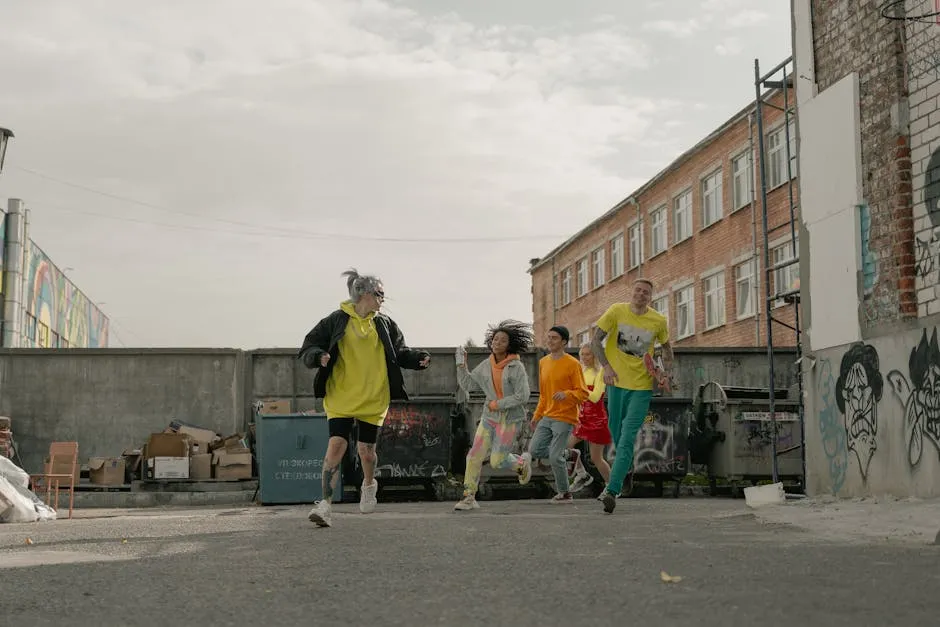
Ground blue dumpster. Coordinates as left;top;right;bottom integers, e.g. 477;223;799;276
255;412;341;505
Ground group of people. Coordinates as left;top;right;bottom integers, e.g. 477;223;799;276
298;269;675;527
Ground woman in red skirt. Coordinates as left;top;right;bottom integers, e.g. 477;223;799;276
567;343;613;493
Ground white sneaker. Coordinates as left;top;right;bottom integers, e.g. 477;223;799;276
570;471;594;493
453;494;480;511
360;479;378;514
518;452;533;485
307;500;332;527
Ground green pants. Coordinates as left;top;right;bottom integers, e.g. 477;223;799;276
605;386;653;495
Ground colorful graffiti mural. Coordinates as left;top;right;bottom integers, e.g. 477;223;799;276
23;242;109;348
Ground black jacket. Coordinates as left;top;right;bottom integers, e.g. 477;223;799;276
298;308;430;400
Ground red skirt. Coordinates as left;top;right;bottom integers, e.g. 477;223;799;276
575;392;612;445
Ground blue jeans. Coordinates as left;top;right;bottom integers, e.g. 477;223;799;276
529;417;574;494
606;387;653;495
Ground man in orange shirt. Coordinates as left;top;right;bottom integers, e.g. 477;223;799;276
524;325;590;503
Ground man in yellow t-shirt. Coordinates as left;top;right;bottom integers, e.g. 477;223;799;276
591;277;675;514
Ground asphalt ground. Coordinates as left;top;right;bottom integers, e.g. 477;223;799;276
1;498;939;626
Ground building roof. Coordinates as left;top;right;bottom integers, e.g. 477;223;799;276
527;82;790;274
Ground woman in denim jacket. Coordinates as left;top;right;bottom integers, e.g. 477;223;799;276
454;320;535;511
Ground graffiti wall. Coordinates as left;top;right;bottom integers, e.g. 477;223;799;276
909;6;940;315
22;242;109;348
806;325;940;498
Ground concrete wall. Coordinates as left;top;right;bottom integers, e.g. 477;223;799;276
0;346;799;477
805;326;940;498
0;349;243;474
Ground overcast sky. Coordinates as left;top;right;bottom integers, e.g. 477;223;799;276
0;0;791;349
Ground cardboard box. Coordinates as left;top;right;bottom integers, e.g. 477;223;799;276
88;457;126;485
258;399;291;415
213;449;252;480
176;425;220;447
210;433;247;452
148;456;189;479
122;449;143;482
189;453;212;480
144;433;190;459
189;440;212;456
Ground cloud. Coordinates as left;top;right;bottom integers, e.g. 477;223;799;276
641;19;703;39
715;37;745;56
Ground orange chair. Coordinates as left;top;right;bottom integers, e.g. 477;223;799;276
29;441;78;520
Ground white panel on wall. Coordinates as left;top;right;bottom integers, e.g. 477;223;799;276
799;72;863;350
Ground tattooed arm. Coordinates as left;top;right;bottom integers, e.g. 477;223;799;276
592;327;618;386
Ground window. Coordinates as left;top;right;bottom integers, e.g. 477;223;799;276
610;234;624;278
732;152;753;210
650;207;667;255
702;170;723;228
24;312;37;343
51;331;60;348
703;272;726;329
576;257;589;297
591;247;605;288
561;268;572;305
675;286;695;339
37;322;50;348
652;295;669;326
628;223;642;268
734;260;756;319
578;331;591;346
768;120;797;188
772;240;799;305
673;191;692;243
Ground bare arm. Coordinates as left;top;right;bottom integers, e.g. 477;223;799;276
661;341;675;370
591;328;610;368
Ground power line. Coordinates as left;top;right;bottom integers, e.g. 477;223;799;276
12;165;567;244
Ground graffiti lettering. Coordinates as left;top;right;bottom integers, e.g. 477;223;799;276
817;358;848;494
375;462;446;479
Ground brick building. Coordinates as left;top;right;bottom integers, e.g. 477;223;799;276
528;86;800;349
795;0;940;498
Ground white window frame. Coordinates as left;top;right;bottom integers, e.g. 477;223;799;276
591;247;605;289
734;259;755;319
576;257;589;298
578;330;591;346
675;285;695;339
768;120;797;189
628;222;643;269
650;206;667;256
772;240;799;307
652;295;669;323
703;271;726;330
610;234;624;278
561;268;572;305
731;152;753;210
702;169;723;228
673;190;692;243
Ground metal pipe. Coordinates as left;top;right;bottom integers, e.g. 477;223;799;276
1;199;24;348
748;110;760;345
20;206;29;347
754;58;779;484
758;56;794;84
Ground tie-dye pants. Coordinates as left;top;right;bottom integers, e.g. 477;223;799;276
463;414;524;496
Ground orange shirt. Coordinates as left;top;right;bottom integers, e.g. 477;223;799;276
532;353;589;426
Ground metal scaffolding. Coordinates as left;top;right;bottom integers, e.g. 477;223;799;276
753;57;805;488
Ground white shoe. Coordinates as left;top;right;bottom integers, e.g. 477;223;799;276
454;494;480;511
570;471;594;493
360;479;378;514
308;500;332;527
518;452;533;485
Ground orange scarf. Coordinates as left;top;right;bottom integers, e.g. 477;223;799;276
490;354;519;399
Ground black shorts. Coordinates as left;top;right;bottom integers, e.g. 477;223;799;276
328;418;380;444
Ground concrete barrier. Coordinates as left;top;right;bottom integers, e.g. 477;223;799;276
0;346;799;476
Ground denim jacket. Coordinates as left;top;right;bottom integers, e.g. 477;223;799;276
457;356;531;423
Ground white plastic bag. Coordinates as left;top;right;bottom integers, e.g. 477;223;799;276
0;455;29;489
0;457;57;523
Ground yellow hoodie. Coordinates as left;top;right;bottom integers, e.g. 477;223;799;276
323;301;391;425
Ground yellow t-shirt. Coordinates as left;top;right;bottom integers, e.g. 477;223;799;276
323;301;391;425
595;303;669;391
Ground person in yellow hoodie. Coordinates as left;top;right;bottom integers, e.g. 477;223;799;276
298;269;430;528
529;325;590;503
